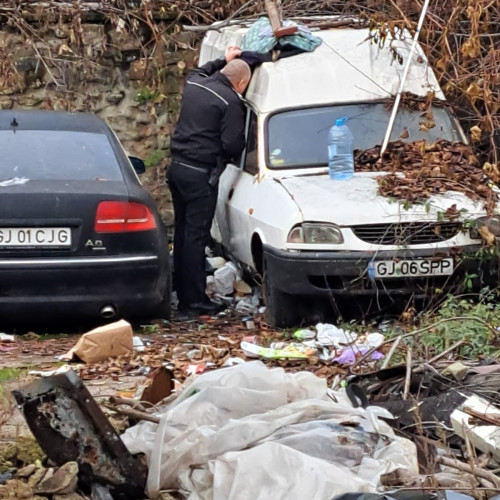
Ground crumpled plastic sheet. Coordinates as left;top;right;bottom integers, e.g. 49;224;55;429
122;361;418;499
333;491;475;500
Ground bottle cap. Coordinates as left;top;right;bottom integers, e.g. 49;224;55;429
335;116;349;126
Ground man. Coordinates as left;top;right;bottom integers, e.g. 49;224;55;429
167;47;252;316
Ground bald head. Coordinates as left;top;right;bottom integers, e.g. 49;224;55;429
221;59;251;94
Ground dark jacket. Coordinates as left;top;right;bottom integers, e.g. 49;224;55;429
170;59;246;169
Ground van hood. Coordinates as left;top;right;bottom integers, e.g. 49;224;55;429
276;172;486;225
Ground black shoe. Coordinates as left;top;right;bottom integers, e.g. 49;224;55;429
186;300;224;315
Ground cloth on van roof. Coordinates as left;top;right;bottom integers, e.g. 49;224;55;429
241;17;322;54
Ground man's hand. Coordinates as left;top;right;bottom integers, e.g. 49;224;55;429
225;46;242;63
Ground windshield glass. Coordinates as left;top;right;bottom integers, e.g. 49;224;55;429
267;103;462;169
0;130;123;181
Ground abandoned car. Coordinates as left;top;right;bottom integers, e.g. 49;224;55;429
0;110;170;323
200;19;499;327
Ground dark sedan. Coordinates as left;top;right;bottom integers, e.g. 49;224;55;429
0;110;170;323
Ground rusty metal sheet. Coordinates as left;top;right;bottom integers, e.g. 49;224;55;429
12;369;147;500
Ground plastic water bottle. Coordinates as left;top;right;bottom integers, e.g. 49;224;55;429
328;116;354;180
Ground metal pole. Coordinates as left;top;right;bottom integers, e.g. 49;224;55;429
380;0;431;156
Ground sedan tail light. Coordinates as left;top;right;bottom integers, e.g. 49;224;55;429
95;201;157;233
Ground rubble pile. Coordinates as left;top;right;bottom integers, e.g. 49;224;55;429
355;139;498;213
0;461;84;500
3;314;500;499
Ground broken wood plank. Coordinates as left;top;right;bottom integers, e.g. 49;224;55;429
265;0;297;38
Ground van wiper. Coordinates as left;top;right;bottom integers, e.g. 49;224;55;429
291;169;329;178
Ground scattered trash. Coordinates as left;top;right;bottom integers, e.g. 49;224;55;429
206;275;216;296
241;340;316;359
122;361;418;499
234;279;252;295
235;298;258;315
139;366;174;405
185;363;208;375
357;332;385;349
222;357;246;367
91;483;115;500
206;256;226;272
60;319;134;363
213;261;239;295
28;365;72;377
316;323;358;346
332;346;384;365
0;332;15;342
293;328;316;340
442;360;469;381
133;336;145;352
451;394;500;462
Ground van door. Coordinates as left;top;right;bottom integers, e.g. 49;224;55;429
224;110;259;267
212;110;251;252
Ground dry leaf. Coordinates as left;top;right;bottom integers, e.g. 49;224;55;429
483;162;500;183
465;82;481;105
470;125;482;142
478;226;496;246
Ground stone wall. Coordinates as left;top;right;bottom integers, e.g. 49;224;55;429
0;17;200;231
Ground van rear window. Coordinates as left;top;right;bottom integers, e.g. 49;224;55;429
1;130;123;181
267;103;462;169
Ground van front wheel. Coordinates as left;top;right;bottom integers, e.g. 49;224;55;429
263;271;299;328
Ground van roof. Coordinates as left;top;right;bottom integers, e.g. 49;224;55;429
199;22;445;113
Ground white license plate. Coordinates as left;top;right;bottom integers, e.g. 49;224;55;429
370;258;454;278
0;228;71;247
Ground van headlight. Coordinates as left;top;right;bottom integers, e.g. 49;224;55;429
287;223;344;244
471;216;500;238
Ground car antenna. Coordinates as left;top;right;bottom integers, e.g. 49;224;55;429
10;117;19;133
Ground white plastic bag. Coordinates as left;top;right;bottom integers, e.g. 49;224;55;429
213;262;239;295
316;323;358;347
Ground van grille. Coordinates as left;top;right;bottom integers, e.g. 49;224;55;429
352;222;462;245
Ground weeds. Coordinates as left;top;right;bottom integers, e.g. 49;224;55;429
0;367;25;384
144;150;164;168
418;293;500;358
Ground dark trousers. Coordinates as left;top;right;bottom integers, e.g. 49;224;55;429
167;160;218;308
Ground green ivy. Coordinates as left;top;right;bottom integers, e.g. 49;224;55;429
144;150;164;168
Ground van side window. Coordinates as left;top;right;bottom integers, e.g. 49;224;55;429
244;111;258;175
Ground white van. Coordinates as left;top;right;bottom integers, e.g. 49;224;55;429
199;19;499;327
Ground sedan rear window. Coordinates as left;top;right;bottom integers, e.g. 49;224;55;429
267;103;463;169
1;130;123;181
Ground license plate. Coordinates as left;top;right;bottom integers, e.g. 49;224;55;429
370;258;453;278
0;228;71;247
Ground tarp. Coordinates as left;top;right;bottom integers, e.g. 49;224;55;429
241;17;322;53
122;361;418;499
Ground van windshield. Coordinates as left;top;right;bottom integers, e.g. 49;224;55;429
267;103;462;169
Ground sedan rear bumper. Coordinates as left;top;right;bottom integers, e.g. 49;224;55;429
0;254;168;320
264;245;497;297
